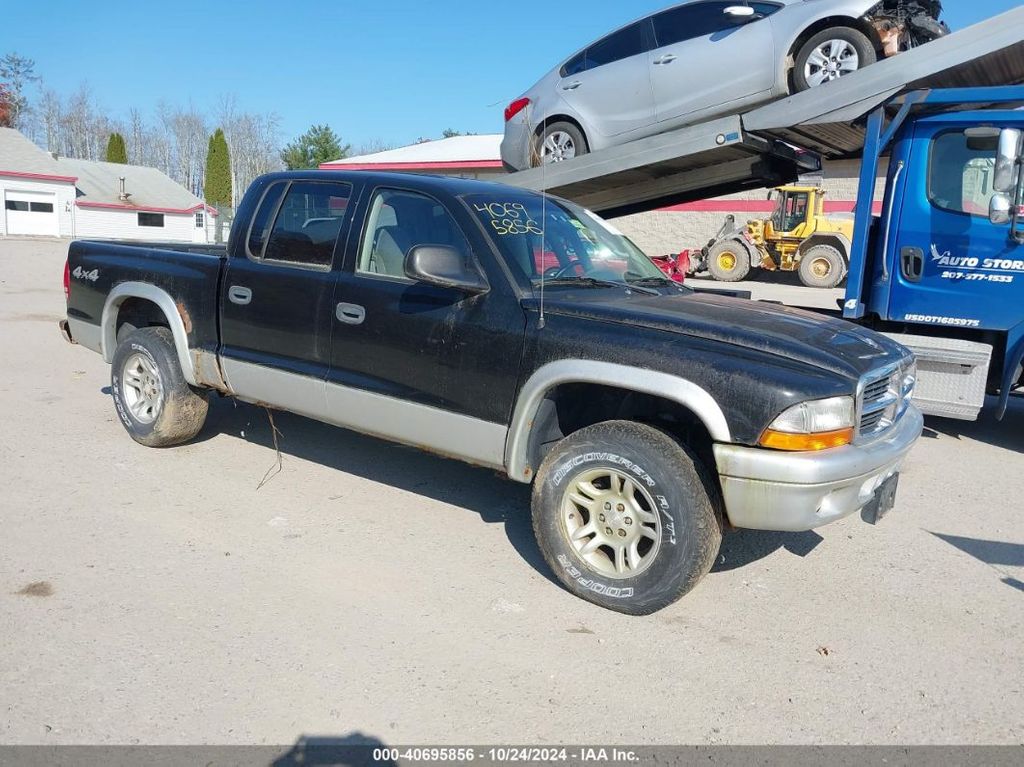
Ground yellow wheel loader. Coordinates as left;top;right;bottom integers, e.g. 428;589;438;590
698;185;854;288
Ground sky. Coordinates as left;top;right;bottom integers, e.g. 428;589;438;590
1;0;1019;151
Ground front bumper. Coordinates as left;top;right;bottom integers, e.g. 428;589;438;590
713;405;924;532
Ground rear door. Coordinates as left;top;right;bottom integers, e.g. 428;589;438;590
885;122;1023;333
557;21;654;138
325;185;526;461
219;179;356;417
649;1;777;126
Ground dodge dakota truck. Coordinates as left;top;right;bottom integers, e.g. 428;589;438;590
60;171;922;614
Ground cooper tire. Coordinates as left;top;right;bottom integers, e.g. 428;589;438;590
798;244;846;288
532;121;588;167
793;27;876;92
110;326;209;447
531;420;722;615
706;239;751;282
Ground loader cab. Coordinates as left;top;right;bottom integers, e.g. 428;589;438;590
767;186;817;236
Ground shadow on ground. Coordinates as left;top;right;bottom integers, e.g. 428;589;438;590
931;531;1024;595
272;733;395;767
103;390;839;584
922;396;1024;452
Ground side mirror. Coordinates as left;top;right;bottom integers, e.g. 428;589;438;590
724;5;756;20
404;245;489;294
994;128;1022;193
989;193;1012;226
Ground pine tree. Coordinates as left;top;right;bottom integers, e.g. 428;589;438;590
105;132;128;164
204;128;232;208
280;124;350;170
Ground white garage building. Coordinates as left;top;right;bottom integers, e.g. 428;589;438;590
1;127;216;242
0;127;77;238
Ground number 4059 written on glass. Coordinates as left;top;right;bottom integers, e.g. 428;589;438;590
474;202;542;236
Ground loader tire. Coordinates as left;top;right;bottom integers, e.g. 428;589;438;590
706;239;751;282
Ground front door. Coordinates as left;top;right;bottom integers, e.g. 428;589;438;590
649;1;776;126
326;185;526;467
557;21;654;139
886;122;1023;333
219;178;356;417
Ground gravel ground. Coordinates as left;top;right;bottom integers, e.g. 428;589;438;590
1;238;1022;746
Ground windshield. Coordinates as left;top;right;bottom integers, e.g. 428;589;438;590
462;192;672;289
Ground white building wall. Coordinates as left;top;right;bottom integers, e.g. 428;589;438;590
74;207;207;242
0;177;76;237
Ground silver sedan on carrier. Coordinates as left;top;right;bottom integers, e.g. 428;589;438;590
501;0;947;170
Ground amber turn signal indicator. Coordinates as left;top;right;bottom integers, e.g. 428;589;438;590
759;427;854;452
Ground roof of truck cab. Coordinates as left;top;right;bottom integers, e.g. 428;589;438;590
268;169;544;198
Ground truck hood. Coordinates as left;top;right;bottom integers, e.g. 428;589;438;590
535;289;907;380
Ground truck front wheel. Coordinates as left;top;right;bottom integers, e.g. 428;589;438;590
110;327;209;447
798;244;846;288
531;420;722;615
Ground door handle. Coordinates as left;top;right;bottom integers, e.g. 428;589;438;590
900;246;924;283
654;54;677;65
228;285;252;305
336;302;366;325
562;81;582;90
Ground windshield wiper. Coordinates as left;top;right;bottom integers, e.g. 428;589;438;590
626;275;679;288
540;277;659;295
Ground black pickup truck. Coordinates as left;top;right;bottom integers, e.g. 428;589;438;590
61;171;922;614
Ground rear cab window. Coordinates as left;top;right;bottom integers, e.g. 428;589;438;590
247;180;352;268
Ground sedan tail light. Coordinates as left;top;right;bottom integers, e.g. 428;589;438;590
504;97;530;122
63;258;70;302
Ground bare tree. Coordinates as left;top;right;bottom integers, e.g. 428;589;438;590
217;94;282;207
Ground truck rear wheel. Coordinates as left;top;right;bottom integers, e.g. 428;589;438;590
531;420;722;615
706;239;751;282
110;327;209;447
798;244;846;288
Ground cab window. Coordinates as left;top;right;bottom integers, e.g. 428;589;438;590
358;189;472;280
928;131;1002;217
262;181;352;268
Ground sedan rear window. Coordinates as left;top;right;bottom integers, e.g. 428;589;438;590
586;22;646;69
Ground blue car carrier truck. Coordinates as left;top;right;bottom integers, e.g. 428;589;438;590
507;6;1024;422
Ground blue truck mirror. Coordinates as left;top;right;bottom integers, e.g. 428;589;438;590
994;128;1022;193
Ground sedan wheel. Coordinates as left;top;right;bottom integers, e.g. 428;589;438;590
532;121;588;167
542;131;578;163
804;39;860;87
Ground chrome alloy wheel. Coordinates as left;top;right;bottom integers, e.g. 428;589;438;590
560;467;662;579
541;131;578;163
804;39;860;87
120;352;164;424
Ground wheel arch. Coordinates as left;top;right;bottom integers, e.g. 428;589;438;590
783;15;882;90
101;282;199;386
534;114;590;150
505;360;731;484
799;232;851;261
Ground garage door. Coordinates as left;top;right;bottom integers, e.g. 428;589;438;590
4;190;59;236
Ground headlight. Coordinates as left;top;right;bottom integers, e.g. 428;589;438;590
760;396;855;451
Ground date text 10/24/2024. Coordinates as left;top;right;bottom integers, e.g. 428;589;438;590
371;746;641;763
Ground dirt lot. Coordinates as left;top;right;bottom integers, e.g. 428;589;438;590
1;238;1022;746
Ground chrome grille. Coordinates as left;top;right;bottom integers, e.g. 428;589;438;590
858;358;916;440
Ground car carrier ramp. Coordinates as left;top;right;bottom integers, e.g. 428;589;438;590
504;6;1024;217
